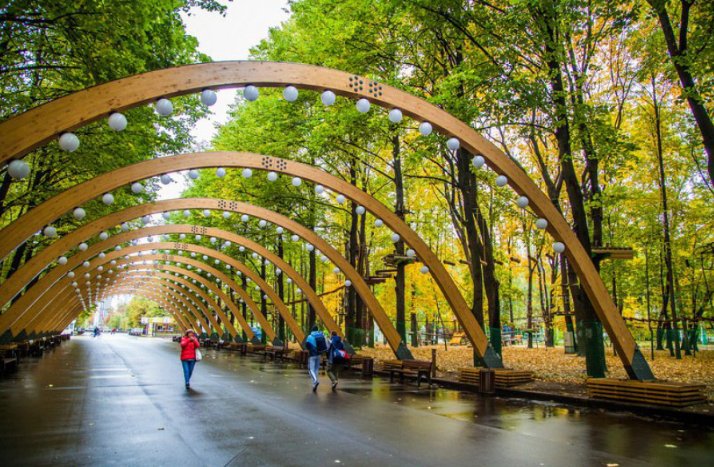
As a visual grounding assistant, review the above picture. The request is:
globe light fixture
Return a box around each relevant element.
[420,265,429,274]
[355,206,365,215]
[242,168,253,178]
[356,98,370,113]
[283,86,298,102]
[336,194,346,204]
[391,233,400,243]
[419,122,433,136]
[216,167,226,178]
[406,249,416,258]
[223,211,231,219]
[244,85,259,101]
[535,218,548,229]
[258,220,267,228]
[99,231,109,241]
[276,227,284,234]
[321,90,336,105]
[388,108,403,123]
[291,234,299,242]
[121,223,129,231]
[73,207,86,220]
[495,175,508,187]
[200,89,217,106]
[102,193,114,205]
[162,212,170,220]
[345,280,352,287]
[7,160,30,179]
[553,242,566,253]
[155,98,173,116]
[202,209,210,217]
[188,169,199,180]
[58,256,68,265]
[78,242,88,251]
[160,174,171,185]
[83,261,90,268]
[131,182,144,194]
[108,112,127,131]
[446,137,460,151]
[306,244,314,252]
[67,271,75,278]
[291,177,302,187]
[472,155,485,169]
[516,196,529,208]
[374,219,384,227]
[59,132,80,152]
[183,210,190,217]
[315,184,325,194]
[267,171,278,182]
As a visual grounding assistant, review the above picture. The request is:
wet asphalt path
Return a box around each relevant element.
[0,334,711,466]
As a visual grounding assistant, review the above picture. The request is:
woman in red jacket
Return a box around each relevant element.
[180,329,200,389]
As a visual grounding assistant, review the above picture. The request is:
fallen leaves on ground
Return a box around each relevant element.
[358,345,714,400]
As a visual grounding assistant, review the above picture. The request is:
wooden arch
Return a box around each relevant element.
[0,200,406,358]
[54,280,204,335]
[0,61,651,378]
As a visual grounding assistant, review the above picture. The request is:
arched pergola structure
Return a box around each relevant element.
[0,198,407,358]
[0,61,653,379]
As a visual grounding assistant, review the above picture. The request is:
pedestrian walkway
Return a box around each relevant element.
[0,335,711,466]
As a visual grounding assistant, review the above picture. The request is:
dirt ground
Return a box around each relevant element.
[358,344,714,400]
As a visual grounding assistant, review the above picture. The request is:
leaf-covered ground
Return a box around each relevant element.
[358,345,714,400]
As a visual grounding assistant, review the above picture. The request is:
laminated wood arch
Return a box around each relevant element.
[0,201,398,357]
[0,61,652,378]
[51,283,198,335]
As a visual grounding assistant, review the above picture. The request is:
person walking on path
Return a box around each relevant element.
[180,329,200,389]
[327,331,347,390]
[305,325,327,392]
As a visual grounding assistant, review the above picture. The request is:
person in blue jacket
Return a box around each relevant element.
[305,325,327,392]
[327,331,346,390]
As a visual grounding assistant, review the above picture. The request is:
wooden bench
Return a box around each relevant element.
[385,359,434,387]
[263,346,286,361]
[0,345,19,375]
[587,378,707,407]
[349,355,374,377]
[458,368,534,388]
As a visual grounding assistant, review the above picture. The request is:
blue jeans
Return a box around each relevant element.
[182,359,196,385]
[308,355,320,385]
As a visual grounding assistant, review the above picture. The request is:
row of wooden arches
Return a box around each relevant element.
[0,61,653,379]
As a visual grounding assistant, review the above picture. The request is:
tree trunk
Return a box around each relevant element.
[392,133,407,342]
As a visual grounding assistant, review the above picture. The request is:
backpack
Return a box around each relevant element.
[332,347,351,362]
[315,333,328,353]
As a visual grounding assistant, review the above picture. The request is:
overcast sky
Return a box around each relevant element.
[157,0,291,200]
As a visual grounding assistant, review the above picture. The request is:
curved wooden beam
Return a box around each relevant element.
[0,61,651,377]
[0,201,394,355]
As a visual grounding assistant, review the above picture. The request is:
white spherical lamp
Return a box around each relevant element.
[67,271,75,278]
[98,252,106,259]
[43,226,57,238]
[120,223,128,231]
[242,168,252,178]
[283,86,298,102]
[333,267,340,274]
[179,233,186,239]
[58,256,68,265]
[183,210,190,217]
[356,98,370,113]
[160,174,171,185]
[291,177,302,187]
[553,242,566,253]
[495,175,508,187]
[355,206,365,215]
[244,85,259,101]
[420,265,429,274]
[108,112,127,131]
[391,233,400,243]
[535,218,548,230]
[345,280,352,287]
[315,184,325,194]
[336,194,346,204]
[99,231,109,241]
[388,108,403,123]
[188,169,199,180]
[419,122,433,136]
[321,90,336,105]
[374,219,384,227]
[472,155,485,169]
[59,133,80,152]
[267,171,278,182]
[200,89,217,106]
[73,207,86,220]
[216,167,226,178]
[276,227,284,234]
[155,98,173,116]
[102,193,114,205]
[516,196,529,208]
[446,137,460,151]
[291,234,299,242]
[83,261,90,268]
[162,212,170,220]
[406,249,416,258]
[306,244,314,252]
[202,209,210,217]
[223,211,231,219]
[7,160,30,179]
[131,182,144,194]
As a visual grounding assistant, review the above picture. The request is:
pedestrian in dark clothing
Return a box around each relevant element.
[180,329,200,389]
[327,331,346,390]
